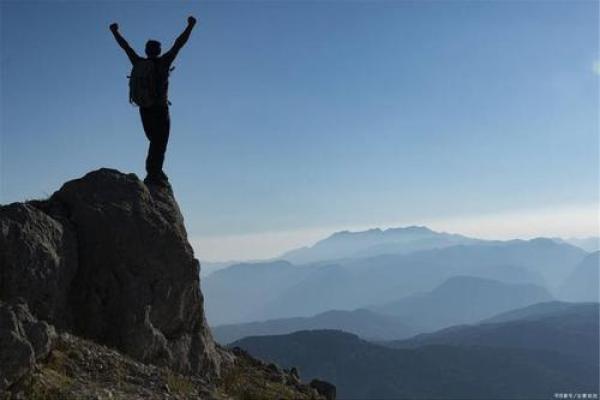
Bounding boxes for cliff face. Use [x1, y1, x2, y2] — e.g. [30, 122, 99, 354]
[1, 169, 219, 377]
[0, 169, 332, 399]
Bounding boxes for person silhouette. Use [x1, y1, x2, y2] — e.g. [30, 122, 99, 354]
[110, 17, 197, 185]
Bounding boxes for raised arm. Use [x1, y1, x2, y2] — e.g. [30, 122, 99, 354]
[163, 16, 197, 62]
[110, 23, 140, 64]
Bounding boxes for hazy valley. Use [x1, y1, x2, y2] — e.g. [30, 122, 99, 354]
[204, 226, 599, 398]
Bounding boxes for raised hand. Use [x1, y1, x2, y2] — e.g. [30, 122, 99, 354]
[110, 23, 119, 32]
[187, 16, 197, 27]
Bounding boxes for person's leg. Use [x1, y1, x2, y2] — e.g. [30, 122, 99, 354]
[140, 105, 170, 182]
[152, 106, 171, 179]
[139, 107, 158, 177]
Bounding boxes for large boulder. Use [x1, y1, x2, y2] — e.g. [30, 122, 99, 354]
[0, 169, 220, 377]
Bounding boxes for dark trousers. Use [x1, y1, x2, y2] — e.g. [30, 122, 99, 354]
[139, 105, 170, 176]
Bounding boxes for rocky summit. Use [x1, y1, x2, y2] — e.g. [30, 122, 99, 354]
[0, 168, 333, 400]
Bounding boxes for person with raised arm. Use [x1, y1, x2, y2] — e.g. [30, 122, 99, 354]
[110, 16, 197, 185]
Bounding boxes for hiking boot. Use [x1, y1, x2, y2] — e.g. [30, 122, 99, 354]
[144, 172, 169, 186]
[143, 175, 158, 185]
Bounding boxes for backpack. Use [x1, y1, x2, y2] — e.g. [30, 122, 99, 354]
[129, 59, 157, 108]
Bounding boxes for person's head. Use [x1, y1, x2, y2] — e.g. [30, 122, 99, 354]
[145, 40, 161, 58]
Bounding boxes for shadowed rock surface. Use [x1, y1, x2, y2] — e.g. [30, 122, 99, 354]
[0, 168, 331, 399]
[0, 202, 78, 330]
[1, 169, 219, 376]
[0, 300, 56, 390]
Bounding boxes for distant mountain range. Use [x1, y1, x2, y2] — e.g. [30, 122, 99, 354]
[280, 226, 480, 264]
[232, 323, 598, 399]
[483, 300, 596, 323]
[385, 302, 599, 365]
[281, 226, 597, 265]
[212, 309, 417, 345]
[203, 229, 586, 325]
[213, 276, 555, 341]
[202, 226, 598, 398]
[371, 275, 553, 332]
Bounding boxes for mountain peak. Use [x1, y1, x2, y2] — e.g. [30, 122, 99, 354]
[329, 225, 434, 238]
[281, 225, 476, 264]
[385, 225, 434, 234]
[329, 228, 383, 238]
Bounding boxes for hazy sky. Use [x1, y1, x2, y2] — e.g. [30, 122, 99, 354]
[1, 1, 598, 261]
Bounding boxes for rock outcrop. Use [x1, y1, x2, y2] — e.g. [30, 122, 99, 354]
[1, 169, 219, 377]
[309, 379, 337, 400]
[0, 168, 333, 399]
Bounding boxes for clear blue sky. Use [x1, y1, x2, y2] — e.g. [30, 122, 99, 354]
[1, 1, 598, 260]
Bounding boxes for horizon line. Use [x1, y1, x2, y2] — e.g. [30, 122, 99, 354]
[191, 202, 599, 262]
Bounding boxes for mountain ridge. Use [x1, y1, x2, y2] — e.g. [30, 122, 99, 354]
[212, 308, 417, 344]
[370, 275, 554, 332]
[232, 328, 598, 399]
[384, 302, 599, 364]
[280, 225, 480, 264]
[204, 238, 584, 325]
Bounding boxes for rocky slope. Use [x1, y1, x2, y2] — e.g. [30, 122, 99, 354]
[0, 169, 332, 400]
